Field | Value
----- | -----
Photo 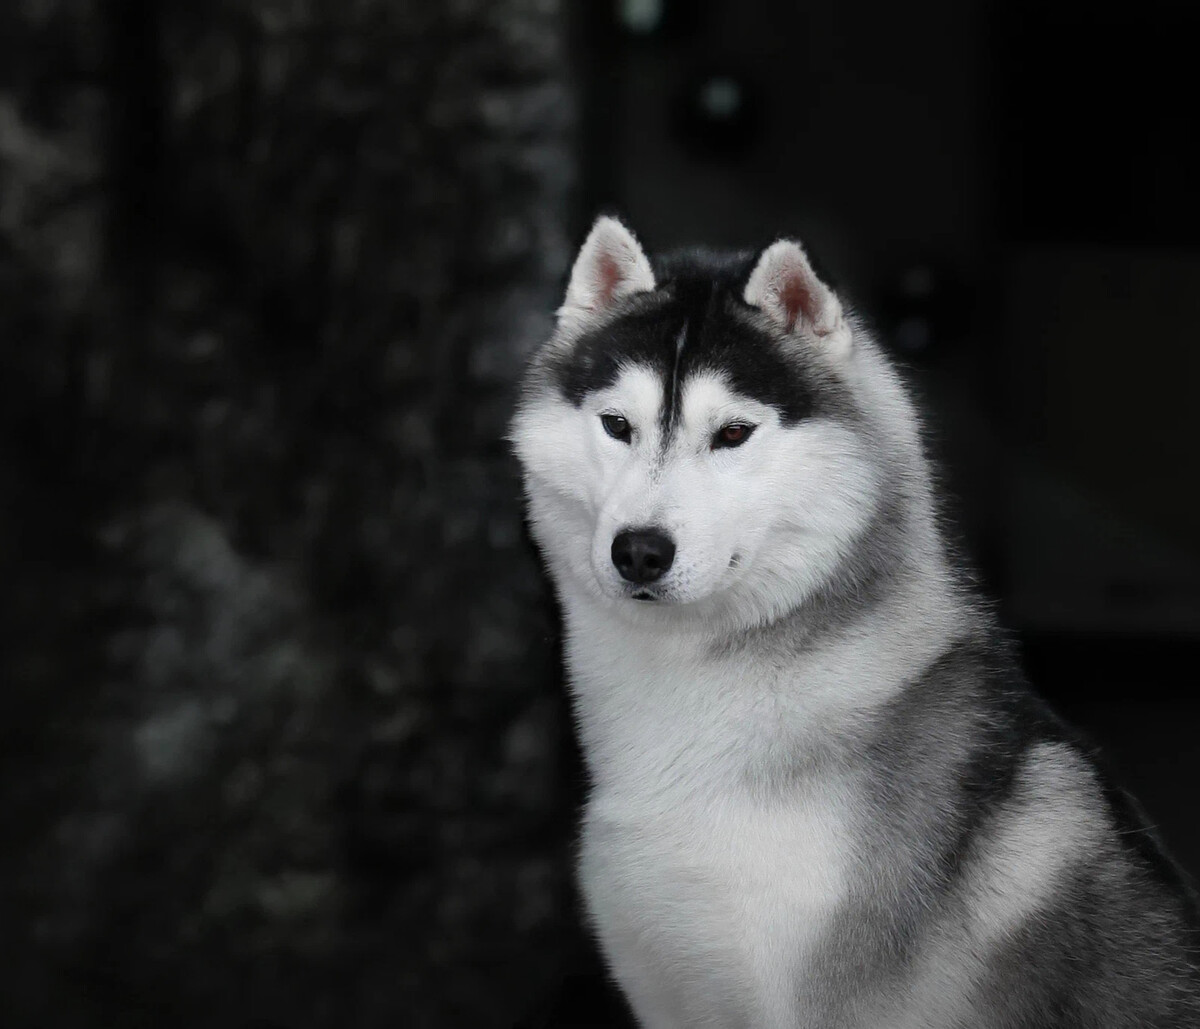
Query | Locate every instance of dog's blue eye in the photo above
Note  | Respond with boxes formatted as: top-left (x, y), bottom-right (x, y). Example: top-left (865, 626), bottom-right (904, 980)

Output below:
top-left (712, 423), bottom-right (755, 449)
top-left (601, 414), bottom-right (632, 443)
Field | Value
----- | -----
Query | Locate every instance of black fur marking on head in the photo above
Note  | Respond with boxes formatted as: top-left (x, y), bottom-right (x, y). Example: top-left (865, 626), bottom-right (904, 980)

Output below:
top-left (547, 246), bottom-right (855, 430)
top-left (660, 317), bottom-right (690, 438)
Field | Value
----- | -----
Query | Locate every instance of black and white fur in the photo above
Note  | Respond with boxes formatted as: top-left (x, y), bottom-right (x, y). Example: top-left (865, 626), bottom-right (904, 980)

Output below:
top-left (510, 216), bottom-right (1200, 1027)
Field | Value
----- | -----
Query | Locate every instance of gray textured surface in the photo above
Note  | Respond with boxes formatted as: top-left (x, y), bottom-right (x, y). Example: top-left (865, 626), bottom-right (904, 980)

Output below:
top-left (0, 3), bottom-right (575, 1026)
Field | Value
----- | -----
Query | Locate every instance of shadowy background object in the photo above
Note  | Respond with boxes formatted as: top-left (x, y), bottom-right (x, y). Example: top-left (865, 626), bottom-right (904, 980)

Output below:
top-left (1, 1), bottom-right (1197, 1028)
top-left (1, 1), bottom-right (574, 1026)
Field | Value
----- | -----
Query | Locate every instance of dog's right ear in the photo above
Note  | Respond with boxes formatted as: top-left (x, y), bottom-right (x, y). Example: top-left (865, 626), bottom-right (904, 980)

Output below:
top-left (558, 216), bottom-right (656, 324)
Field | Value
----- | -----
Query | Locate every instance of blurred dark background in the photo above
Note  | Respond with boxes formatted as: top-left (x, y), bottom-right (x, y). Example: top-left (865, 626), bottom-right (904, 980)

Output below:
top-left (1, 1), bottom-right (1196, 1027)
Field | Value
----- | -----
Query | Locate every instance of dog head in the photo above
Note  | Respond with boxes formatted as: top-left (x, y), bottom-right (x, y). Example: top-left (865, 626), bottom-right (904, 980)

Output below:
top-left (511, 217), bottom-right (893, 630)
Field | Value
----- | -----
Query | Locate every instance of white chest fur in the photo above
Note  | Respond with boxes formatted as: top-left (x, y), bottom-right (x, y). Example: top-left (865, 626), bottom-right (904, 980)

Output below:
top-left (558, 585), bottom-right (964, 1028)
top-left (581, 782), bottom-right (850, 1029)
top-left (561, 606), bottom-right (870, 1028)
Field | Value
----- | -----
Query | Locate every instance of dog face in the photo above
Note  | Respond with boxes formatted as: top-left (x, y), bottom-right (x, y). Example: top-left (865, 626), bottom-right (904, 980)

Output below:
top-left (511, 218), bottom-right (883, 629)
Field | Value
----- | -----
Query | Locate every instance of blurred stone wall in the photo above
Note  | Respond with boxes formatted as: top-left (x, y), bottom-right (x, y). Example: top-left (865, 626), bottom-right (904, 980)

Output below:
top-left (0, 2), bottom-right (575, 1026)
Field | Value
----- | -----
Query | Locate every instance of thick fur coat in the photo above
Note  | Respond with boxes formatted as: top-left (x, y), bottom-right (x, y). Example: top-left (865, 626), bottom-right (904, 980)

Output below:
top-left (511, 217), bottom-right (1200, 1028)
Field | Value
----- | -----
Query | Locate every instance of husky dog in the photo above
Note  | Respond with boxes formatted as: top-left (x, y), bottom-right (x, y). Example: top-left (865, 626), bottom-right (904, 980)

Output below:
top-left (510, 216), bottom-right (1200, 1027)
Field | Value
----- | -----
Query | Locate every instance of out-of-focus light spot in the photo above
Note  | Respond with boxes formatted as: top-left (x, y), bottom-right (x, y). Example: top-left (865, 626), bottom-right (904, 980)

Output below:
top-left (699, 76), bottom-right (742, 121)
top-left (619, 0), bottom-right (663, 35)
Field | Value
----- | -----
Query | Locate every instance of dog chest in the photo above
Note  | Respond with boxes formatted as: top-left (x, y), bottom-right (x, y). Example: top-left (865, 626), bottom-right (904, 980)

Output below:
top-left (580, 788), bottom-right (850, 1025)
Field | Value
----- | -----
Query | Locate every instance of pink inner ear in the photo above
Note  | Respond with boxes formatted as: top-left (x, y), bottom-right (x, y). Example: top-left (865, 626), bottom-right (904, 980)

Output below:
top-left (595, 251), bottom-right (622, 308)
top-left (778, 274), bottom-right (818, 333)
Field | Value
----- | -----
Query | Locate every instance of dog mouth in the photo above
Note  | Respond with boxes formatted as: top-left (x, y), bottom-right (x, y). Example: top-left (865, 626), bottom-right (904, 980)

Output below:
top-left (630, 589), bottom-right (658, 602)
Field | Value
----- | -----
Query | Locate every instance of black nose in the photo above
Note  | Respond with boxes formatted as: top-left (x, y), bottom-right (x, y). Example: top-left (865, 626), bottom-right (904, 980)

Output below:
top-left (611, 528), bottom-right (676, 584)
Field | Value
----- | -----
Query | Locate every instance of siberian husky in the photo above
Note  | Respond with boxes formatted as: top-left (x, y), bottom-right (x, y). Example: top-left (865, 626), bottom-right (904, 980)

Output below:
top-left (509, 216), bottom-right (1200, 1027)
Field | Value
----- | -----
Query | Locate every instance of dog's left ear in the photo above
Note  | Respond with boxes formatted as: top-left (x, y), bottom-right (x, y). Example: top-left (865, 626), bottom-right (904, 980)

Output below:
top-left (743, 240), bottom-right (850, 356)
top-left (559, 216), bottom-right (656, 324)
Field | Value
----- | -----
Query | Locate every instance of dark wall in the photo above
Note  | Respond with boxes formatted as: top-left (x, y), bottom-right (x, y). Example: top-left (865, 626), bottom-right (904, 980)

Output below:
top-left (1, 2), bottom-right (574, 1027)
top-left (588, 0), bottom-right (989, 291)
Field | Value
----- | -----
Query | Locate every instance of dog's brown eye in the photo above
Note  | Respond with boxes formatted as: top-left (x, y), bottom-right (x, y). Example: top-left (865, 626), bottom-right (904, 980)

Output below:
top-left (713, 423), bottom-right (755, 449)
top-left (601, 414), bottom-right (632, 443)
